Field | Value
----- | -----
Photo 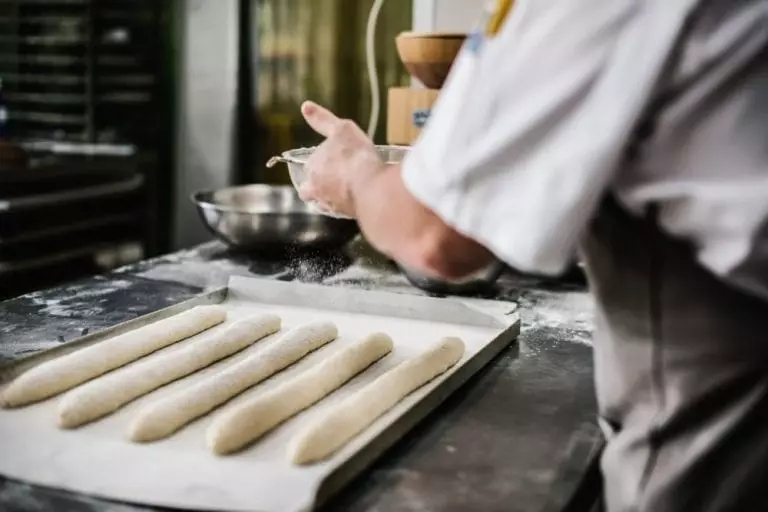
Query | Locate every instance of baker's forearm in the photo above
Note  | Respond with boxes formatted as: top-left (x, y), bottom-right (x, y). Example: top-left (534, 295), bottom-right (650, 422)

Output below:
top-left (351, 164), bottom-right (494, 279)
top-left (296, 101), bottom-right (494, 278)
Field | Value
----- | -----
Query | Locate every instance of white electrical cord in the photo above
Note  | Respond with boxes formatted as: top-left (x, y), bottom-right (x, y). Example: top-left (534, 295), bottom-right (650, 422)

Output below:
top-left (365, 0), bottom-right (387, 139)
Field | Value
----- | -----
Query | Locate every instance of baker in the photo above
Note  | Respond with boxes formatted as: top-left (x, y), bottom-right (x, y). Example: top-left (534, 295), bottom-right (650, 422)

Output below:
top-left (297, 0), bottom-right (768, 510)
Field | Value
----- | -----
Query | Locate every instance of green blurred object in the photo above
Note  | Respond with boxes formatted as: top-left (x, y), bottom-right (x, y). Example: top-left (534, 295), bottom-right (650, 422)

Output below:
top-left (252, 0), bottom-right (412, 184)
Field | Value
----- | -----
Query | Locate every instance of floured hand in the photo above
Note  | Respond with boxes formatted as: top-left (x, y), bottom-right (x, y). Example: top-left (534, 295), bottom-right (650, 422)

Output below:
top-left (299, 101), bottom-right (385, 218)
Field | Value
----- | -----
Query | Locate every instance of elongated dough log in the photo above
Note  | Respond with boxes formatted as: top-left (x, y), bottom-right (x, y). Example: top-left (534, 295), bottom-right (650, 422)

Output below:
top-left (0, 306), bottom-right (226, 408)
top-left (208, 332), bottom-right (394, 455)
top-left (57, 314), bottom-right (281, 429)
top-left (128, 321), bottom-right (338, 442)
top-left (288, 337), bottom-right (464, 465)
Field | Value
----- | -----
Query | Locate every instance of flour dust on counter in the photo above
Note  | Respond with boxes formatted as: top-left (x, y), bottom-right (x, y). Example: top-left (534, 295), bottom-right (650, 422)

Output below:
top-left (120, 243), bottom-right (271, 290)
top-left (0, 274), bottom-right (203, 364)
top-left (517, 289), bottom-right (594, 347)
top-left (25, 279), bottom-right (134, 317)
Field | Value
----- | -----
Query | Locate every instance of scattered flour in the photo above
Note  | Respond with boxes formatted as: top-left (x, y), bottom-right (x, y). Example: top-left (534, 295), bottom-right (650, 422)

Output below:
top-left (518, 290), bottom-right (594, 346)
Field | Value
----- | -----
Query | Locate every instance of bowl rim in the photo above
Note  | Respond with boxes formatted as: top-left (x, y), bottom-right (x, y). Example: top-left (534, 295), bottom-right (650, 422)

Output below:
top-left (396, 31), bottom-right (468, 40)
top-left (191, 184), bottom-right (336, 216)
top-left (398, 260), bottom-right (507, 295)
top-left (281, 144), bottom-right (411, 160)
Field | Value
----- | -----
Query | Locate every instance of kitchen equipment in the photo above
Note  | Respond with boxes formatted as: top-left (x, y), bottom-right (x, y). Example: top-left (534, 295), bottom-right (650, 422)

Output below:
top-left (395, 31), bottom-right (466, 89)
top-left (0, 277), bottom-right (519, 512)
top-left (192, 184), bottom-right (359, 253)
top-left (0, 1), bottom-right (174, 295)
top-left (0, 165), bottom-right (145, 268)
top-left (266, 145), bottom-right (410, 218)
top-left (399, 260), bottom-right (507, 295)
top-left (387, 87), bottom-right (440, 147)
top-left (0, 4), bottom-right (169, 148)
top-left (0, 168), bottom-right (144, 213)
top-left (387, 30), bottom-right (466, 145)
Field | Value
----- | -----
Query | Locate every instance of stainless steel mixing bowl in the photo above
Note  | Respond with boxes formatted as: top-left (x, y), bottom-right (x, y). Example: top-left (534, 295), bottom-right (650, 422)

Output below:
top-left (398, 259), bottom-right (507, 295)
top-left (192, 185), bottom-right (359, 253)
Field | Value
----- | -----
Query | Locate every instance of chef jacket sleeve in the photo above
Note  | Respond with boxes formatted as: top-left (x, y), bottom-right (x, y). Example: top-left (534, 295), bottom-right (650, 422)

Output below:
top-left (401, 0), bottom-right (695, 275)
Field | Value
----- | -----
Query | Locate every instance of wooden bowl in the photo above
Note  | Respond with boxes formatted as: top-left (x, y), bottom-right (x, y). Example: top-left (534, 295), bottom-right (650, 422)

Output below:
top-left (395, 31), bottom-right (466, 89)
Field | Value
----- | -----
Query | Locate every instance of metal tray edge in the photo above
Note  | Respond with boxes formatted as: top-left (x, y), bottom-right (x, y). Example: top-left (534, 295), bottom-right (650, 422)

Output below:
top-left (0, 287), bottom-right (228, 383)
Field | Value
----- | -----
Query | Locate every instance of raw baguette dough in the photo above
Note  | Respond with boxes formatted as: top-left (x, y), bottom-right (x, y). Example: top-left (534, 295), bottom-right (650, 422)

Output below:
top-left (288, 336), bottom-right (464, 465)
top-left (0, 306), bottom-right (226, 408)
top-left (128, 321), bottom-right (338, 442)
top-left (208, 332), bottom-right (394, 455)
top-left (57, 314), bottom-right (281, 429)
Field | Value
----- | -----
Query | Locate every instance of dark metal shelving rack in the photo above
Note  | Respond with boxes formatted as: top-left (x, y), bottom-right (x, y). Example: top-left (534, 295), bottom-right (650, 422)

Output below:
top-left (0, 0), bottom-right (167, 147)
top-left (0, 0), bottom-right (174, 298)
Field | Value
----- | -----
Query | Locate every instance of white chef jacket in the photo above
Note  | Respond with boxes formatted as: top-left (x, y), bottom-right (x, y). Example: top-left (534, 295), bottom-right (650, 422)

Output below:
top-left (401, 0), bottom-right (768, 300)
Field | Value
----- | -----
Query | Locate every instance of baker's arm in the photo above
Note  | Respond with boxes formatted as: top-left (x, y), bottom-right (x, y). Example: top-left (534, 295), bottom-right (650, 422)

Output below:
top-left (302, 0), bottom-right (675, 277)
top-left (352, 163), bottom-right (495, 279)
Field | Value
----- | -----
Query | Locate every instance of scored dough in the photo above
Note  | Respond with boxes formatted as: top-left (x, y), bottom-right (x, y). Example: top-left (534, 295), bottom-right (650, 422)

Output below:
top-left (57, 314), bottom-right (281, 429)
top-left (207, 332), bottom-right (394, 455)
top-left (128, 321), bottom-right (338, 443)
top-left (288, 336), bottom-right (465, 465)
top-left (0, 305), bottom-right (226, 408)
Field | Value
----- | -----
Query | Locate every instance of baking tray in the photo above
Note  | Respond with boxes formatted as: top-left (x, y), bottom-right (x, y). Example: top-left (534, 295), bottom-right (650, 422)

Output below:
top-left (0, 277), bottom-right (519, 511)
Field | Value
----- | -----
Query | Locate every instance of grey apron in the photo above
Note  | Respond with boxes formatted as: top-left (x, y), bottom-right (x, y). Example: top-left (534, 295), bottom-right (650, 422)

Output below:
top-left (581, 197), bottom-right (768, 512)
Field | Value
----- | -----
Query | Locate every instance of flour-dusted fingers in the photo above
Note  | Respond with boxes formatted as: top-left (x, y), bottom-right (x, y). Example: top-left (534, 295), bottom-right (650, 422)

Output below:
top-left (57, 314), bottom-right (281, 429)
top-left (128, 321), bottom-right (338, 443)
top-left (0, 305), bottom-right (227, 408)
top-left (207, 332), bottom-right (394, 455)
top-left (288, 337), bottom-right (464, 465)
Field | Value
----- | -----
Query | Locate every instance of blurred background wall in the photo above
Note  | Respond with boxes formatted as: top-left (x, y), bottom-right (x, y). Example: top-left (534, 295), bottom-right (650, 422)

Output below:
top-left (0, 0), bottom-right (413, 296)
